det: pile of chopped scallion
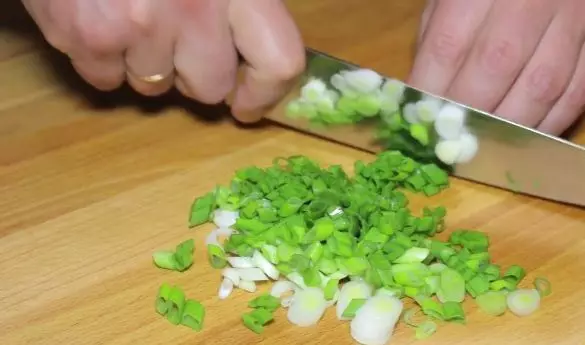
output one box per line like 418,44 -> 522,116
153,151 -> 551,344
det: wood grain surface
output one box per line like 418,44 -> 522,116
1,1 -> 584,344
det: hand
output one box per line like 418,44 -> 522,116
21,0 -> 305,122
409,0 -> 585,136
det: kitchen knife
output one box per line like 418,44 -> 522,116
264,48 -> 585,207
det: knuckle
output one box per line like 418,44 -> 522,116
427,29 -> 467,66
479,38 -> 521,76
76,22 -> 122,55
564,77 -> 585,109
270,51 -> 306,81
526,64 -> 567,104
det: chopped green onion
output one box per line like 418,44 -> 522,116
533,277 -> 552,297
207,244 -> 228,269
402,307 -> 422,327
242,313 -> 265,334
167,286 -> 186,325
415,321 -> 438,340
181,299 -> 205,331
341,298 -> 367,318
465,274 -> 490,298
392,263 -> 429,287
155,283 -> 172,316
394,247 -> 430,264
442,301 -> 465,323
503,265 -> 526,285
302,267 -> 322,287
475,291 -> 507,316
419,298 -> 444,320
437,267 -> 465,304
248,294 -> 281,312
152,239 -> 195,272
152,251 -> 178,271
189,192 -> 215,227
175,239 -> 195,271
324,279 -> 340,300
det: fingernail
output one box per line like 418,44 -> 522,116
232,107 -> 266,124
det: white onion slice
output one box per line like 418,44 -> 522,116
286,272 -> 307,289
218,278 -> 234,300
342,69 -> 383,94
237,280 -> 257,293
507,289 -> 541,317
213,209 -> 239,228
271,280 -> 297,298
221,267 -> 241,285
287,287 -> 328,327
252,250 -> 279,280
301,77 -> 328,103
336,281 -> 373,320
350,295 -> 403,345
435,103 -> 466,140
281,295 -> 295,308
227,256 -> 256,269
456,130 -> 479,163
435,139 -> 463,165
381,78 -> 406,103
205,229 -> 220,247
415,96 -> 442,123
235,267 -> 269,281
216,227 -> 235,237
403,103 -> 419,124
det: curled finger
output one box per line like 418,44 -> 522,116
174,0 -> 237,104
228,0 -> 306,123
70,0 -> 132,91
125,0 -> 177,96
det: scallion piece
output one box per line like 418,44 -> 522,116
465,274 -> 490,298
533,277 -> 552,297
152,239 -> 195,272
155,283 -> 172,316
242,313 -> 265,334
475,291 -> 507,316
419,298 -> 444,320
415,321 -> 438,340
392,263 -> 429,287
341,298 -> 367,318
324,279 -> 340,300
152,250 -> 178,271
507,289 -> 540,317
442,301 -> 465,323
181,299 -> 205,331
167,286 -> 186,325
189,192 -> 215,227
175,239 -> 195,271
248,294 -> 281,312
207,244 -> 228,269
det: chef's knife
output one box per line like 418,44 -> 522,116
264,48 -> 585,207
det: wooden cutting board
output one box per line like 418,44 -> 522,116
1,1 -> 584,344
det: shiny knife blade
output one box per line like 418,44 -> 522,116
265,48 -> 585,207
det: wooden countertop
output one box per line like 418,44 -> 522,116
1,1 -> 584,344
